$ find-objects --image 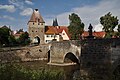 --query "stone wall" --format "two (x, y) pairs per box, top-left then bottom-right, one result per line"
(0, 44), (49, 63)
(81, 38), (120, 80)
